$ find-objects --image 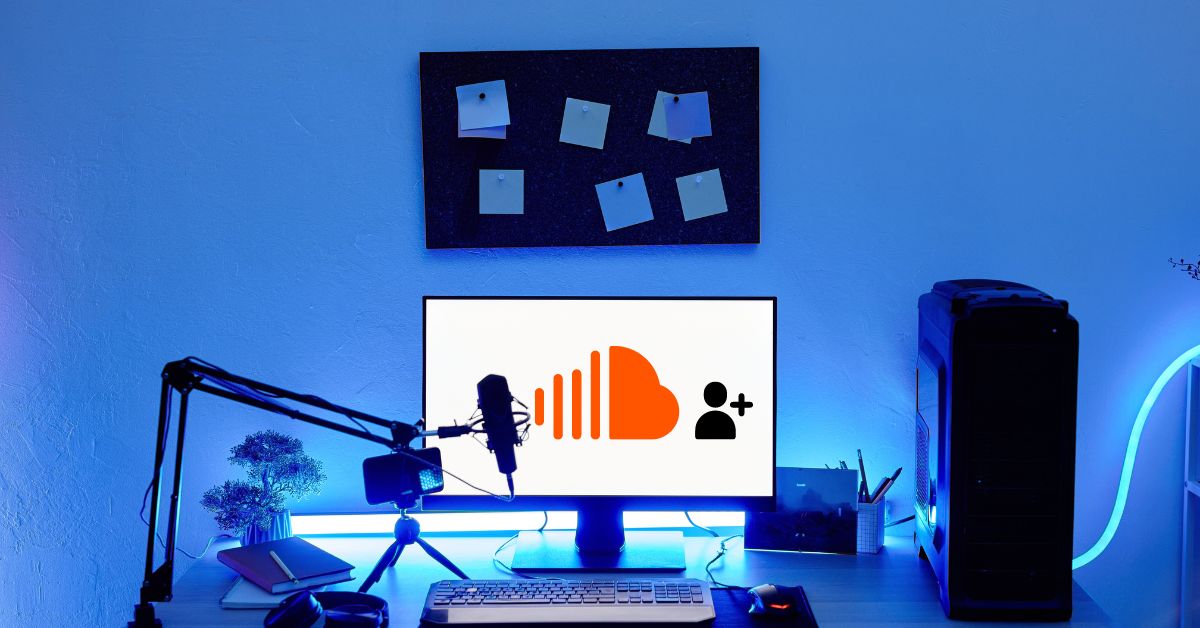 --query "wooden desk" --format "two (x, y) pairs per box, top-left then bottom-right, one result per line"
(154, 531), (1110, 627)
